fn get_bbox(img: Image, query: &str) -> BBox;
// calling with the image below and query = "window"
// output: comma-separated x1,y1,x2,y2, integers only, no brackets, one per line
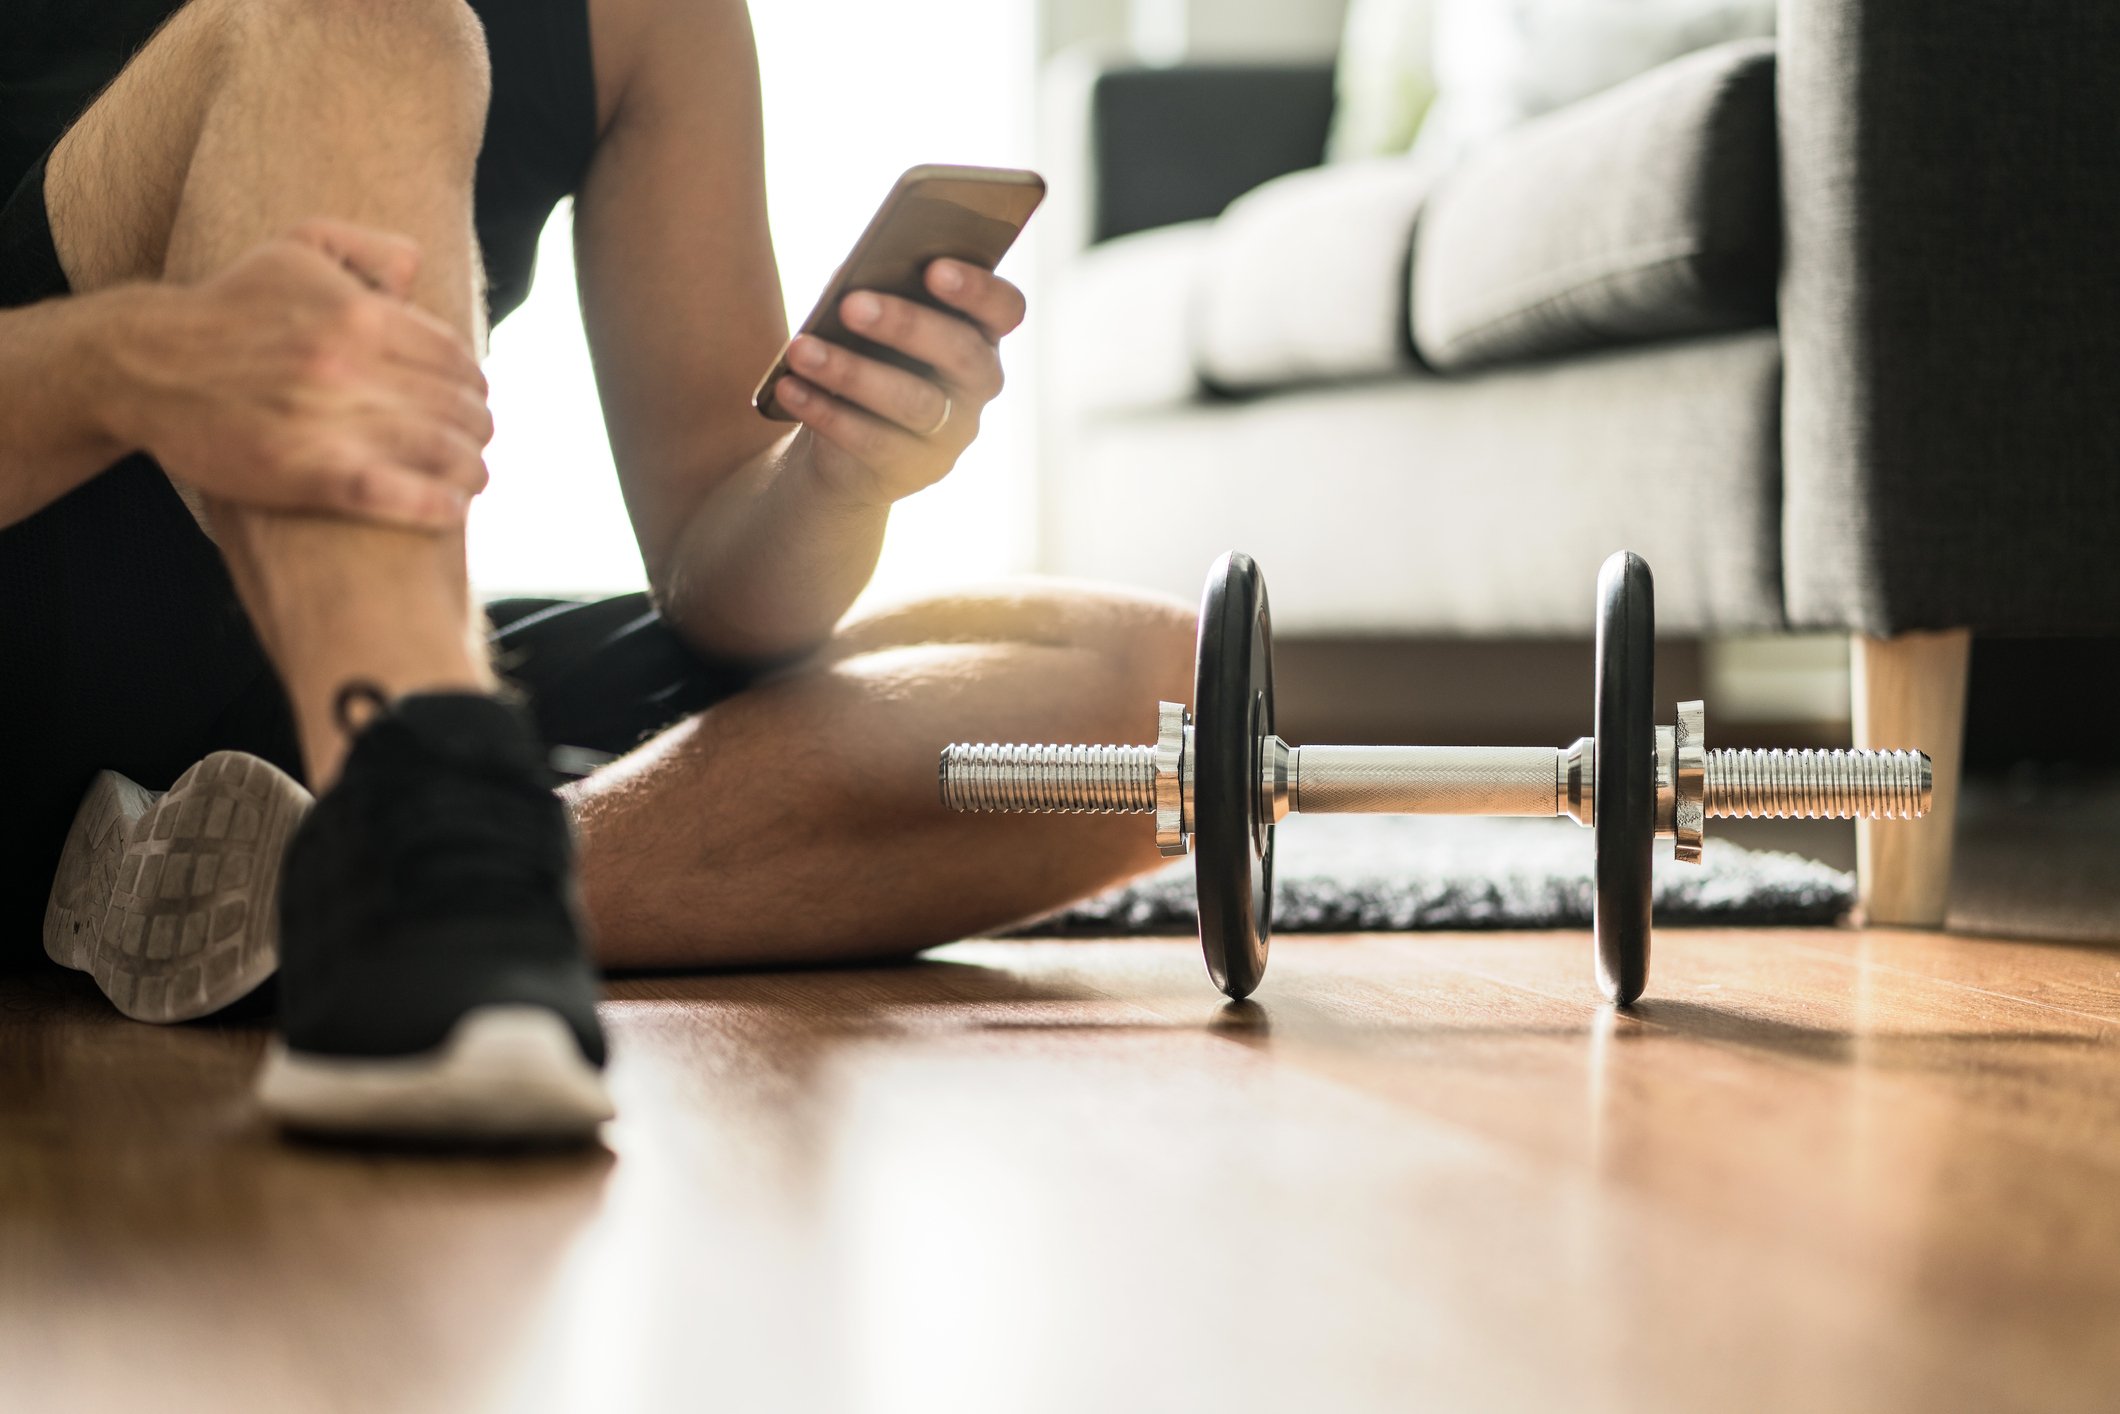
471,1,1039,608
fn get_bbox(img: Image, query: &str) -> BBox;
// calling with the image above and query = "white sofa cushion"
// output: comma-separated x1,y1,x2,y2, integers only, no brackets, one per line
1191,156,1440,394
1043,330,1783,636
1048,220,1213,418
1413,39,1779,371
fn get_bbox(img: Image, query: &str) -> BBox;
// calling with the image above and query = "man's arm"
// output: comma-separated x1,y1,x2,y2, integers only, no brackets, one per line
0,290,154,526
1,221,492,533
573,0,1024,663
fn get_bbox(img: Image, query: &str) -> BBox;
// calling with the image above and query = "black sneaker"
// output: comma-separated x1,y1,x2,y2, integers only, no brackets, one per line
45,751,312,1023
254,688,613,1143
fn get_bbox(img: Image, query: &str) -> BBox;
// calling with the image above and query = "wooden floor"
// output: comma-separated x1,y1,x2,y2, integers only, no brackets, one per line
5,918,2120,1413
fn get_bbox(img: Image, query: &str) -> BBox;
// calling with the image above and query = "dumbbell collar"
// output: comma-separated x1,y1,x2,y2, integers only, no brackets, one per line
1154,702,1189,857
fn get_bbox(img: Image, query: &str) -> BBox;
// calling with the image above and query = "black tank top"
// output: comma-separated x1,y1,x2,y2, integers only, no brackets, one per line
0,0,598,323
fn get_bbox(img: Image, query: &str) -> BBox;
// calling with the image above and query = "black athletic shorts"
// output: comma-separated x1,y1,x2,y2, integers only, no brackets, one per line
0,153,763,971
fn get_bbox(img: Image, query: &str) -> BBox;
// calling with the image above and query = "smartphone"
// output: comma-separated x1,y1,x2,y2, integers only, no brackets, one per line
753,163,1046,420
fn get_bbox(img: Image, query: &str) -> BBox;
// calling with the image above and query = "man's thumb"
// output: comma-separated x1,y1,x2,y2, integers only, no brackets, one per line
288,217,422,300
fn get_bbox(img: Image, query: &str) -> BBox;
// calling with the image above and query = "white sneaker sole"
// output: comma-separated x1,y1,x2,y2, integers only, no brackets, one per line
43,751,312,1023
256,1005,615,1143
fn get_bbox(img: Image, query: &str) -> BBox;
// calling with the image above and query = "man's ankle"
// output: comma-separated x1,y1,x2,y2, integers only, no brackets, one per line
296,669,498,786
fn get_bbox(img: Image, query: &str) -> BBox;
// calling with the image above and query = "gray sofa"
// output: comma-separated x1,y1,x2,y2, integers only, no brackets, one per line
1035,0,2120,924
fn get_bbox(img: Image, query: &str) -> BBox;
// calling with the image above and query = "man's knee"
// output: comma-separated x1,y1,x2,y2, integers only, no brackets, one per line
1055,591,1195,745
819,582,1193,739
1120,594,1197,710
1004,592,1191,762
227,0,493,144
166,0,492,120
50,0,492,289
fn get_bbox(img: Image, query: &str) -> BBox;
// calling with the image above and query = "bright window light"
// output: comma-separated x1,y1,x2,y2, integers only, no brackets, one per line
471,1,1039,606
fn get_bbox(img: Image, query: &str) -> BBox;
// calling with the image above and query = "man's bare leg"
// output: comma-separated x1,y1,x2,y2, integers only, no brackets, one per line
42,0,609,1139
42,0,1193,985
46,0,494,783
569,583,1197,970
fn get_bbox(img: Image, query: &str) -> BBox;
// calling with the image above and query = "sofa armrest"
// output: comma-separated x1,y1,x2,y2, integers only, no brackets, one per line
1779,0,2120,634
1044,55,1337,250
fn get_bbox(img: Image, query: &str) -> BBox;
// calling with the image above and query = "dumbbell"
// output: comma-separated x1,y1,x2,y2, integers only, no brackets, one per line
938,550,1933,1005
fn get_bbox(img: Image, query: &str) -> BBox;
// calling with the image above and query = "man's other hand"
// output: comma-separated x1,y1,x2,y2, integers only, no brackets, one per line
110,218,492,530
771,258,1025,507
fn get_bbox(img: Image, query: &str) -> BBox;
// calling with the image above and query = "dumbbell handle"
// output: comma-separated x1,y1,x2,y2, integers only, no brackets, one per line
1287,745,1567,816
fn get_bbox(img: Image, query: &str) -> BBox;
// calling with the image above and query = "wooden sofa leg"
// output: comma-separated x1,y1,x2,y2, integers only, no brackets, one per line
1851,629,1971,929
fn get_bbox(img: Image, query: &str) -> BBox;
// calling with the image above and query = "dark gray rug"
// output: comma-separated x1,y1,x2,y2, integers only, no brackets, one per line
1014,815,1853,936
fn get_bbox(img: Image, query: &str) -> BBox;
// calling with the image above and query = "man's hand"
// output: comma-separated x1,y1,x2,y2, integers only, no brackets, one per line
771,258,1026,506
108,218,492,529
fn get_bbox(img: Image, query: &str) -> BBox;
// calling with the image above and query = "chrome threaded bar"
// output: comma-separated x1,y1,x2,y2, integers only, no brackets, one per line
1704,748,1931,820
939,743,1159,813
938,734,1934,825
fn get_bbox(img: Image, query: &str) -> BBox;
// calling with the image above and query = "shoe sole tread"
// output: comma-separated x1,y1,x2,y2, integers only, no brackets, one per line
43,751,311,1023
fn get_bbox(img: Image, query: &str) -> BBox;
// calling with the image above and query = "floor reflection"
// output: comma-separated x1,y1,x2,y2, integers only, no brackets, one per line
0,970,613,1413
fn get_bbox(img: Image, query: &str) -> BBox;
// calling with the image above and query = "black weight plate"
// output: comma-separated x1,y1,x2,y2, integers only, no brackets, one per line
1593,550,1655,1006
1194,551,1274,999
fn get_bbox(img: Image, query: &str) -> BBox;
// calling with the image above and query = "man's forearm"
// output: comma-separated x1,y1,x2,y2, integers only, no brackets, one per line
656,429,892,662
0,288,151,528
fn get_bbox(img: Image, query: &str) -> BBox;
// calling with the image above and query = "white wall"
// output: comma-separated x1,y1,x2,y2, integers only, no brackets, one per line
1039,0,1348,59
1040,0,1129,56
473,1,1039,604
1129,0,1348,60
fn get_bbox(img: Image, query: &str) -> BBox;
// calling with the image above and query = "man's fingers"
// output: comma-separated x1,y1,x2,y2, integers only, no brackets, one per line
787,335,953,439
925,260,1027,341
364,415,491,494
381,300,487,395
312,460,471,530
839,291,1003,400
385,365,496,447
776,377,929,473
288,217,422,299
288,218,486,398
283,219,485,398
